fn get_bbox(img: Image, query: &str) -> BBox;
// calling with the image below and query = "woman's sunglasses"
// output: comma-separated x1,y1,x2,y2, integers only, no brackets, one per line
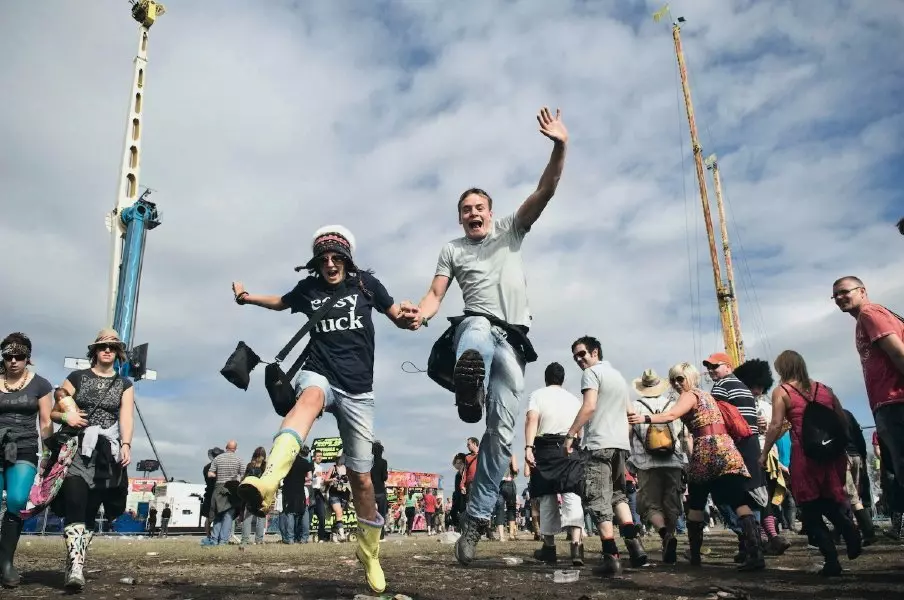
1,354,26,362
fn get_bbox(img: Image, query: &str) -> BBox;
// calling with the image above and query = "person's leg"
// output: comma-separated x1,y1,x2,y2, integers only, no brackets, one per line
239,372,330,515
0,461,35,587
241,508,253,544
684,482,709,567
299,507,310,543
255,514,266,543
280,511,294,543
456,332,524,565
610,452,647,567
452,316,498,423
721,477,764,572
218,509,235,545
560,492,586,566
536,494,561,563
335,393,385,593
801,500,842,576
60,477,91,591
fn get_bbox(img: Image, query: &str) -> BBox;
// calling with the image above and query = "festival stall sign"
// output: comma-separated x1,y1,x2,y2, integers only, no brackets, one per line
130,477,166,493
311,437,343,462
386,470,440,489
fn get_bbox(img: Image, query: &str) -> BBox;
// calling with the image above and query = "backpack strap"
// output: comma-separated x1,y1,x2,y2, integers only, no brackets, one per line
635,398,656,414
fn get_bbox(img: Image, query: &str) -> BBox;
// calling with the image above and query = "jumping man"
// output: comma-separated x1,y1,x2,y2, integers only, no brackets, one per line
231,226,418,593
412,107,569,565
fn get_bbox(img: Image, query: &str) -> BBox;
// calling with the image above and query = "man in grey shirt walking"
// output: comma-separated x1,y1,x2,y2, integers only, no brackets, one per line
203,440,244,546
413,107,569,566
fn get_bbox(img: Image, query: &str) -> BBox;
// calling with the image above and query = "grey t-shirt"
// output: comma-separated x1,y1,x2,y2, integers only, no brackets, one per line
580,361,631,451
434,213,532,328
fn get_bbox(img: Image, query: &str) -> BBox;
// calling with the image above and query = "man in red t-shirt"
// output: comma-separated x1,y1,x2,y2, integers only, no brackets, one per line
834,276,904,522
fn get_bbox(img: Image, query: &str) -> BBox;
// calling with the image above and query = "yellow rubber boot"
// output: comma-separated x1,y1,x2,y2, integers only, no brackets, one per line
355,515,386,594
237,430,300,517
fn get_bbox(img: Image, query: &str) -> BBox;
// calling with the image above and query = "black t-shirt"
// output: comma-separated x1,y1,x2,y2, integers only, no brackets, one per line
371,457,388,494
281,272,394,395
0,374,53,453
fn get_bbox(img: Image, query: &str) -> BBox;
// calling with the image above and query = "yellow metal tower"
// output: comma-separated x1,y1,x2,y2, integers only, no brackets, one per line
105,1,166,324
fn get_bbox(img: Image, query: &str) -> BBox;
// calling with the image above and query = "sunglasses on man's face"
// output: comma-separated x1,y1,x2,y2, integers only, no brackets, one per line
1,354,26,362
95,345,119,353
572,350,587,362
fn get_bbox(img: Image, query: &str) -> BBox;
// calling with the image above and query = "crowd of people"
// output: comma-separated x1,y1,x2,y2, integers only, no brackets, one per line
0,104,901,595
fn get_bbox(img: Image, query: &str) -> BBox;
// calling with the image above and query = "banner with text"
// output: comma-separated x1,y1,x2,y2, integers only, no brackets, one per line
311,437,343,462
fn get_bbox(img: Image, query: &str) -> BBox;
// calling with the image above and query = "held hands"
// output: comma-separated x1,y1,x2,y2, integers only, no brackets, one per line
537,107,568,145
398,301,423,330
120,444,131,467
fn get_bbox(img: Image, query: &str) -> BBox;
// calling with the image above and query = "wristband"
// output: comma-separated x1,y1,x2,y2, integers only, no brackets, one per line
525,445,535,450
61,412,68,424
235,291,249,305
565,433,575,440
645,414,652,424
122,442,132,448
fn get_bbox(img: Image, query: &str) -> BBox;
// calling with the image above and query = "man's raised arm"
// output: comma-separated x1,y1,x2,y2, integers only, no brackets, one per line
515,107,569,232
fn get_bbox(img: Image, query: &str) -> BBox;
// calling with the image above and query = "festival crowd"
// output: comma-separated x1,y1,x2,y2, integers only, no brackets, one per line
0,107,901,595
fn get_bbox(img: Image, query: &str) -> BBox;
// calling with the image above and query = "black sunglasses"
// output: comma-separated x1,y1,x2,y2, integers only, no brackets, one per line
572,349,587,361
1,354,26,362
671,375,686,385
95,344,119,353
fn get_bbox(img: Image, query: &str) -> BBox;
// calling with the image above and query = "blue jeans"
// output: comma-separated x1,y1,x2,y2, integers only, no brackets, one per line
279,506,310,543
211,509,235,544
455,316,525,522
241,508,266,544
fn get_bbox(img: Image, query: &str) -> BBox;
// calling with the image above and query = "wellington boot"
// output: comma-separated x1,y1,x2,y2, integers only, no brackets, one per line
738,515,766,571
238,431,300,517
687,521,705,566
355,518,386,594
0,514,24,587
63,523,88,591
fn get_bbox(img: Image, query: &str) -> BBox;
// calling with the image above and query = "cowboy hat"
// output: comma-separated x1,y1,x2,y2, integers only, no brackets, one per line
633,368,670,398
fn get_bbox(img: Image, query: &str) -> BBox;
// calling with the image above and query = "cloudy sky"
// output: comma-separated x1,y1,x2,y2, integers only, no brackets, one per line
2,1,902,491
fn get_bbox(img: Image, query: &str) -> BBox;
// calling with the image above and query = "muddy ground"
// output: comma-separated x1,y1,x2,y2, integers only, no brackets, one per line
4,529,903,599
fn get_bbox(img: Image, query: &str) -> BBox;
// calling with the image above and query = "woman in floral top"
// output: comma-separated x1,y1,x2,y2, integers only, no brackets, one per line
629,362,764,570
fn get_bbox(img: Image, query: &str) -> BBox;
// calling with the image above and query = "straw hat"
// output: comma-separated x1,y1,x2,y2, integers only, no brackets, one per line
88,328,125,349
633,369,670,398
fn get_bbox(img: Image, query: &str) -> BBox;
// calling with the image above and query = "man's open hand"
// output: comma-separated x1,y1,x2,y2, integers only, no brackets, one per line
537,107,568,145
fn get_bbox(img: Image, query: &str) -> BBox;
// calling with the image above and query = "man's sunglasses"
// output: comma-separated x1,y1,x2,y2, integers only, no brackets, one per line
1,354,26,362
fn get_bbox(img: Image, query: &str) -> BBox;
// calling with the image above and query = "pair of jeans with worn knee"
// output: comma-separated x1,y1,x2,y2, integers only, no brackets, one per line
0,461,37,515
454,316,525,521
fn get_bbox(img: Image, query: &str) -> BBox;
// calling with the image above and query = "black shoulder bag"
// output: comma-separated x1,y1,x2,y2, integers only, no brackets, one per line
220,283,349,417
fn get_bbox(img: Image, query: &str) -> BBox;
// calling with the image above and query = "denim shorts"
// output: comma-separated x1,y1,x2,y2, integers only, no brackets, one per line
293,370,375,473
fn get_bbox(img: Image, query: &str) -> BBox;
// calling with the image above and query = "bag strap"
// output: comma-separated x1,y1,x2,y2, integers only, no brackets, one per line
276,283,349,379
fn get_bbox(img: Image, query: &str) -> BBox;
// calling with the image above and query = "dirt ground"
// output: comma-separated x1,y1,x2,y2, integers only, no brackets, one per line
5,529,903,599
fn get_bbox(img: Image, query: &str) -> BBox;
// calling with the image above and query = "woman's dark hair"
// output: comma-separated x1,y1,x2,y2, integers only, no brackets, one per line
0,332,33,374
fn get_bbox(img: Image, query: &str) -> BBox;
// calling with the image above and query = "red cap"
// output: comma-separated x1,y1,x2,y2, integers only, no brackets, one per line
703,352,734,368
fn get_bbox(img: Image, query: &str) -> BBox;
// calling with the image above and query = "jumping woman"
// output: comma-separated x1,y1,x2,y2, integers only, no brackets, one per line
231,225,418,594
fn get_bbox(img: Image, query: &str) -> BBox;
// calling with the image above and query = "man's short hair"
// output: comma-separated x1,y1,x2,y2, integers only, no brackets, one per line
457,188,493,213
832,275,864,289
544,362,565,386
572,335,602,359
467,436,480,447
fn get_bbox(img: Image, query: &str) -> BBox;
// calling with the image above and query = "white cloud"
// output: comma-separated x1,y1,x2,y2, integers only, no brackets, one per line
1,1,901,491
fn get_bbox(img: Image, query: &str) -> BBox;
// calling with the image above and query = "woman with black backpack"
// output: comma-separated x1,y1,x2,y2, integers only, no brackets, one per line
760,350,861,576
